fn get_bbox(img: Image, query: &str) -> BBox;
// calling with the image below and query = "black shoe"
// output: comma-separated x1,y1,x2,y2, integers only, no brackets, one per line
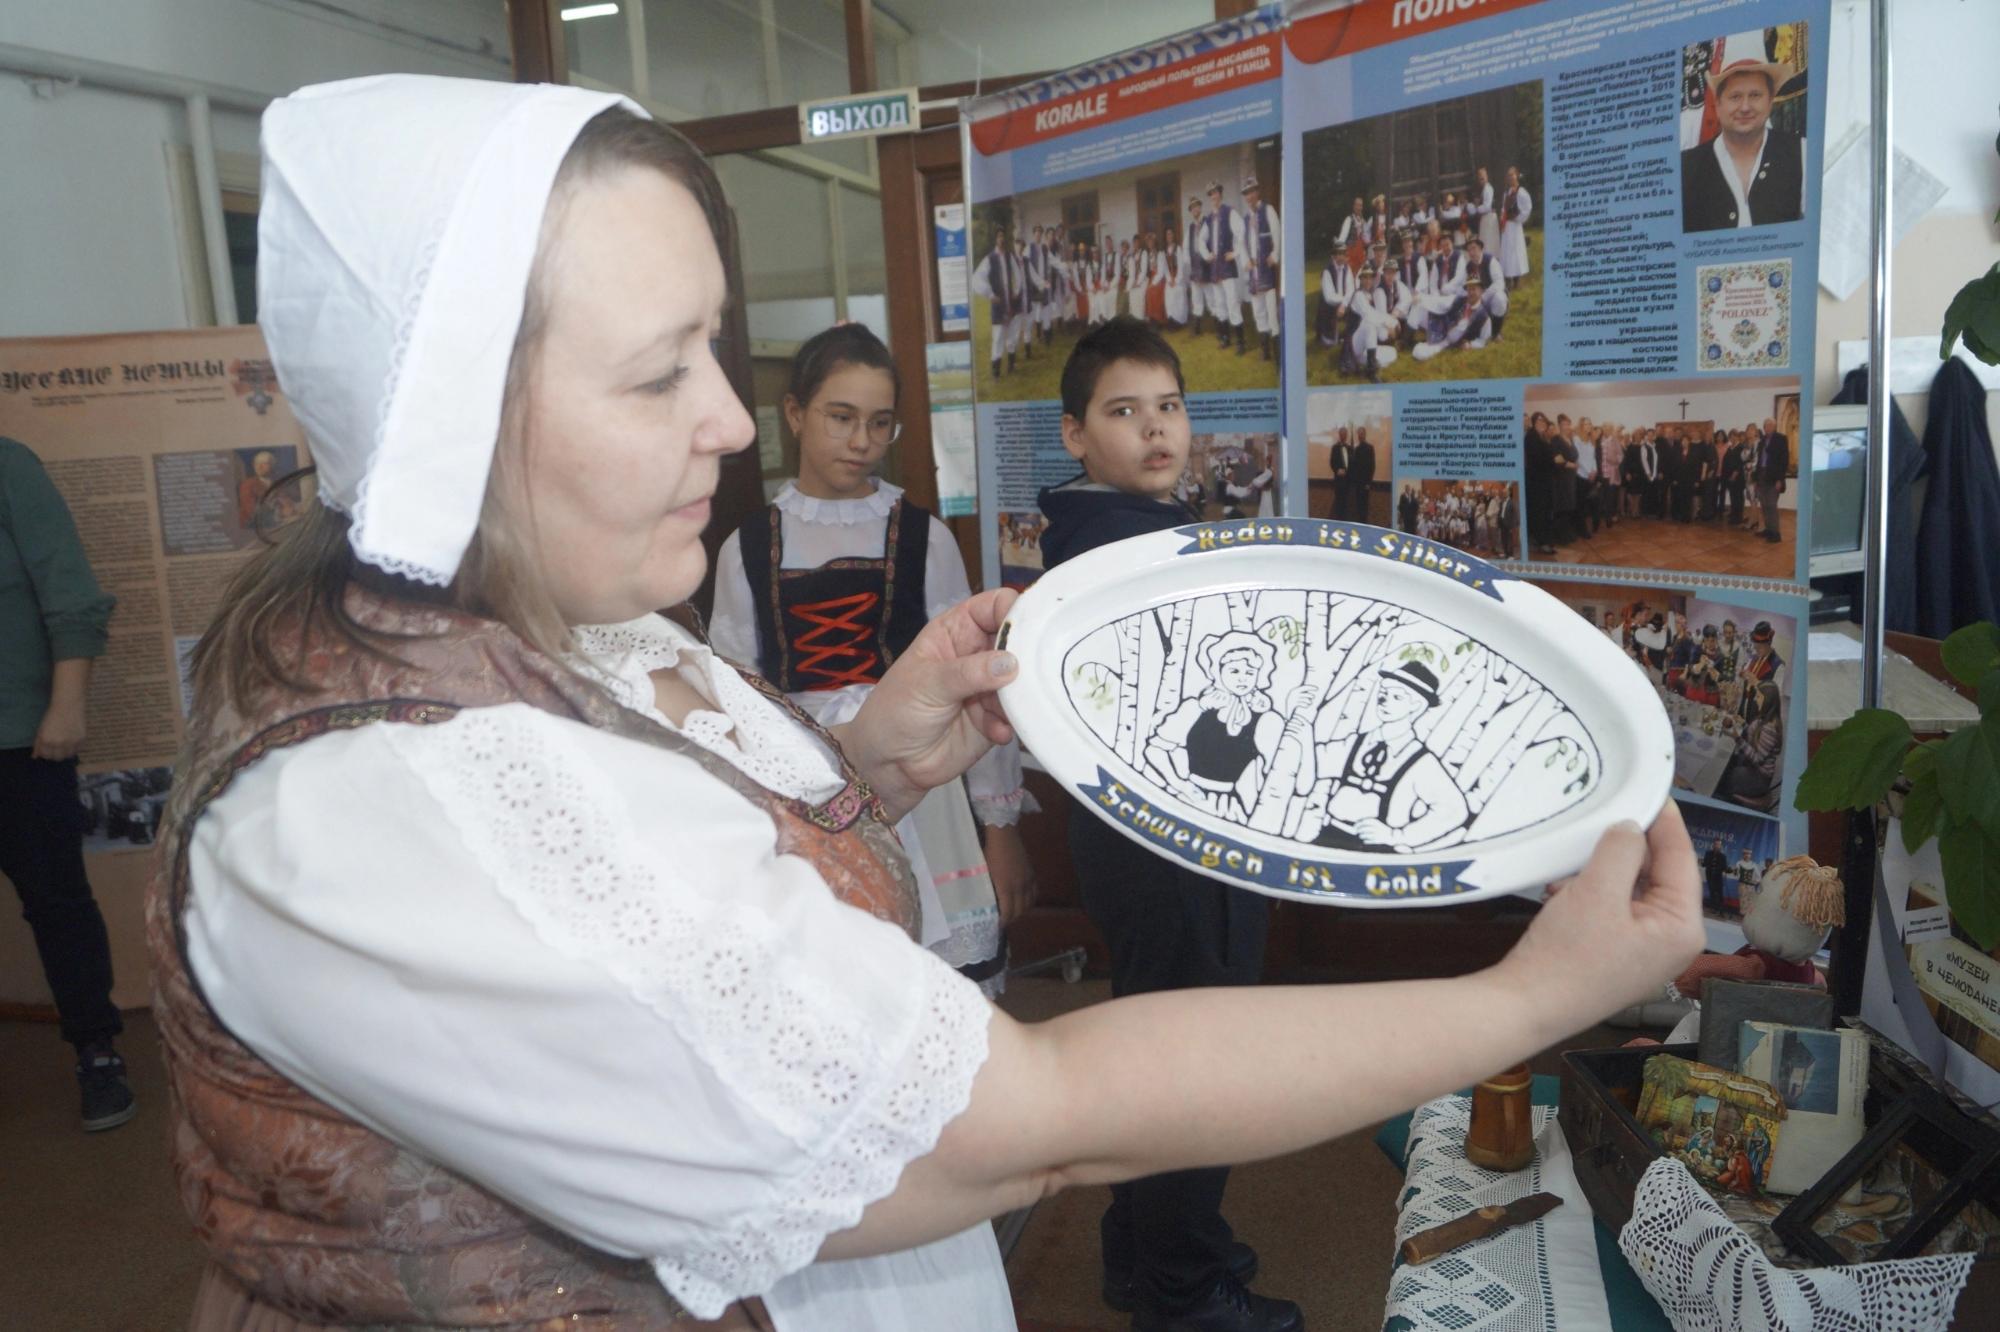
1763,530,1782,542
1366,350,1381,384
1105,1242,1259,1314
1236,326,1247,356
1132,1273,1303,1332
77,1044,136,1132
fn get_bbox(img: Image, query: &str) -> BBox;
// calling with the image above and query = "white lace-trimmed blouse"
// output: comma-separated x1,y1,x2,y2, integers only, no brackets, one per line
182,612,1013,1330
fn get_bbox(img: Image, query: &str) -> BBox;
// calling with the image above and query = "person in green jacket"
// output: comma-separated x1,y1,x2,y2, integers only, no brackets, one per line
0,436,131,1131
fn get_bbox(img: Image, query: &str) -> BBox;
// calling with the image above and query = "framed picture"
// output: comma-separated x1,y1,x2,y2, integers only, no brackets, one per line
1773,1083,2000,1267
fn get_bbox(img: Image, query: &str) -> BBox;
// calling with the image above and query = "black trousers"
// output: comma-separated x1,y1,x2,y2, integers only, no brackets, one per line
1070,808,1270,1309
0,750,121,1049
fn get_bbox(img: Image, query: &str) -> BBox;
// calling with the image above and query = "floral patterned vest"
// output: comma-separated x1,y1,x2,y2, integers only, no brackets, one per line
146,586,918,1328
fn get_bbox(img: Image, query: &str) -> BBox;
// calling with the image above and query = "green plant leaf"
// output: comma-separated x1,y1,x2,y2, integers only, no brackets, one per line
1937,820,2000,952
1936,725,2000,829
1940,622,2000,688
1904,738,1944,781
1794,708,1915,811
1902,769,1944,852
1941,263,2000,367
1983,667,2000,720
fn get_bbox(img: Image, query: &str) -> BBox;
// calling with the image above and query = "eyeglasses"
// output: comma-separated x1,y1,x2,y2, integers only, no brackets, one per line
813,404,902,446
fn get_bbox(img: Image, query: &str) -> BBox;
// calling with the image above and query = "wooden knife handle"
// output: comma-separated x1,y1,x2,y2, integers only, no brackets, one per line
1399,1195,1559,1265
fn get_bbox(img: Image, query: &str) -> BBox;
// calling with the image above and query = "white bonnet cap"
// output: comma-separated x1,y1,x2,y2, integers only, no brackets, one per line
258,75,644,585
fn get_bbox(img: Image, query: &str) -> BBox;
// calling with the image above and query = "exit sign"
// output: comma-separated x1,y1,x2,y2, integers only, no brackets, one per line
798,88,919,144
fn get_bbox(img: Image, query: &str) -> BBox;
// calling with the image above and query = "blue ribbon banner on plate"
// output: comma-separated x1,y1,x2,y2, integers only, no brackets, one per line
1076,766,1476,901
1171,519,1512,603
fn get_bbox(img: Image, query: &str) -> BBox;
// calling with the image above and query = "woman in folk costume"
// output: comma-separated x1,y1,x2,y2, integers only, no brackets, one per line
1335,195,1368,271
1163,224,1190,328
1367,193,1391,250
1500,164,1534,279
1472,166,1502,255
713,324,1035,998
1143,233,1169,326
158,73,1706,1332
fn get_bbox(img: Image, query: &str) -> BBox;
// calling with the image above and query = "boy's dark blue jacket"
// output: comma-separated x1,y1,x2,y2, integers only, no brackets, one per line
1037,474,1199,569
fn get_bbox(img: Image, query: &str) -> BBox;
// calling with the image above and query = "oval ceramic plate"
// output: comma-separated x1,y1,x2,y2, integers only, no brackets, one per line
997,518,1673,907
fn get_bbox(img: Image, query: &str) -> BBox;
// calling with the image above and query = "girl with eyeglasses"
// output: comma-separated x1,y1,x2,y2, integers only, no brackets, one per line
713,324,1037,1000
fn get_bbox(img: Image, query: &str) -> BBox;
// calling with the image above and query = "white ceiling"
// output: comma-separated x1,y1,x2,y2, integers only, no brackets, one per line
871,0,1214,86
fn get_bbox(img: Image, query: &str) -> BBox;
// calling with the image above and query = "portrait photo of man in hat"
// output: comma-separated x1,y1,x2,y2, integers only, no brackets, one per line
1680,26,1808,233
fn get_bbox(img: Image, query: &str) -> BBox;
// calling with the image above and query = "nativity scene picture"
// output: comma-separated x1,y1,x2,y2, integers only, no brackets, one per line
1059,587,1602,855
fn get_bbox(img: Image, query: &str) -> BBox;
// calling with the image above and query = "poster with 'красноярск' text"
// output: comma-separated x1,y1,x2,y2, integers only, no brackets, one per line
1282,0,1826,927
965,6,1289,592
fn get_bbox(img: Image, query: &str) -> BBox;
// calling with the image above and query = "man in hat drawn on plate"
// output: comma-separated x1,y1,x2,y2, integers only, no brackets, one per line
1297,657,1471,853
1681,30,1806,232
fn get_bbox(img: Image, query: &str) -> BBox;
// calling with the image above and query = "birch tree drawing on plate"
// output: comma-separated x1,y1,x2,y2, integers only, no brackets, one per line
1061,588,1602,853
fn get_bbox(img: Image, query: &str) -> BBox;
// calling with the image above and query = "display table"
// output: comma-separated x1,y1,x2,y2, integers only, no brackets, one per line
1375,1075,1670,1331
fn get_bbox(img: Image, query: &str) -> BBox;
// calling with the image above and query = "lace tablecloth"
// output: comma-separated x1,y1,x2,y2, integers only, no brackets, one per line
1387,1096,1611,1332
1618,1158,1974,1332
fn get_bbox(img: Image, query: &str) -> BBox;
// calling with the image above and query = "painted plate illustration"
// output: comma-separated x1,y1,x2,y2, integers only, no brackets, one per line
996,519,1673,906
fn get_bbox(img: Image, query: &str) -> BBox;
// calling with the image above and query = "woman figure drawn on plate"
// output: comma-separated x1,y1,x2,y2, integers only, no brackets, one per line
1144,631,1287,821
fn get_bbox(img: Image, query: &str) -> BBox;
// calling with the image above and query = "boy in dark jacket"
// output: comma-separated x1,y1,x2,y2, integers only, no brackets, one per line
1036,318,1301,1332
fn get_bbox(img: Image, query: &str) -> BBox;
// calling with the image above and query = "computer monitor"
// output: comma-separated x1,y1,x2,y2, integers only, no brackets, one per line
1807,404,1868,577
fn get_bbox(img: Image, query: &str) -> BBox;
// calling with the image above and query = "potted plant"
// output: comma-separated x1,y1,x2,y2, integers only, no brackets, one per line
1795,621,2000,950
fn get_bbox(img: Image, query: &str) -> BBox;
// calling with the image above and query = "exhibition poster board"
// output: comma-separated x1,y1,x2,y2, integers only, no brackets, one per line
0,327,309,1010
964,6,1288,590
1282,0,1829,930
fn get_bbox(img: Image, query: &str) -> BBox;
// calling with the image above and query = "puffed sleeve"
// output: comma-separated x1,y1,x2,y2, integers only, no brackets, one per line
919,517,1037,827
707,528,761,670
183,703,993,1318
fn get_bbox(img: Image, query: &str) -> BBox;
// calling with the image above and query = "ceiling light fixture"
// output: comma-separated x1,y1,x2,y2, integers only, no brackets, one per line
560,3,620,20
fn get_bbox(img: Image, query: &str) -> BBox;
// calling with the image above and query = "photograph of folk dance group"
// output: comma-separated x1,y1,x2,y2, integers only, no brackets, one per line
1545,580,1795,815
970,138,1282,403
1178,432,1279,521
1305,389,1390,525
1395,479,1520,562
1301,80,1543,385
1676,798,1783,922
1521,377,1801,579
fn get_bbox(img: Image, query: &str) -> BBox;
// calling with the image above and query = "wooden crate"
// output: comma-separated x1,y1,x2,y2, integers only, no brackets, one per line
1560,1030,2000,1302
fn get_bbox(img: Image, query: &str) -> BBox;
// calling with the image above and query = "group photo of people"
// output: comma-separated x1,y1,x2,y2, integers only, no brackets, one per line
1680,23,1810,233
1396,478,1519,561
1305,388,1391,525
970,139,1282,402
1551,581,1796,816
997,507,1049,585
1676,797,1783,923
1301,81,1544,386
1521,377,1801,579
1178,432,1279,520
